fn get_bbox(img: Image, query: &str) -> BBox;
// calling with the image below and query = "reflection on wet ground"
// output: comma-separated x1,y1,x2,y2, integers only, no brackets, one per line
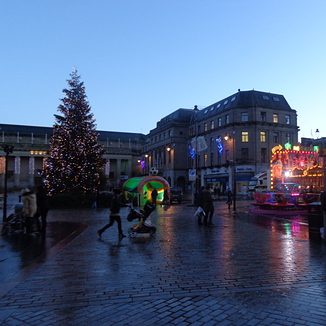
242,209,310,240
0,222,84,285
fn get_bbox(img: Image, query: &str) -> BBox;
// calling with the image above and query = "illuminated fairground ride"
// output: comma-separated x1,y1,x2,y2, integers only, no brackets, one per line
250,146,324,215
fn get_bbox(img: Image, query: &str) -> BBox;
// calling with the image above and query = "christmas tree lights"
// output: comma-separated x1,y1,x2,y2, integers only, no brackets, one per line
44,69,106,195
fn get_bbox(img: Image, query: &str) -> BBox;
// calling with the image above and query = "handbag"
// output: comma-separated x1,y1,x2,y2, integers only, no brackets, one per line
194,206,205,218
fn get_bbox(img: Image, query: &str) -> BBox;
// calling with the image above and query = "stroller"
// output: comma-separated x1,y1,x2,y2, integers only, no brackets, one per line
127,201,156,237
6,196,24,233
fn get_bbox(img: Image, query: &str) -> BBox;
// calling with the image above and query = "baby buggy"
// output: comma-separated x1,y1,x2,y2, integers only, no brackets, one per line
6,199,24,233
127,201,156,237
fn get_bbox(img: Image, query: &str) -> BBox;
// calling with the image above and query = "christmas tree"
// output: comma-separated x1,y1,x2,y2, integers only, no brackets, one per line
44,69,106,195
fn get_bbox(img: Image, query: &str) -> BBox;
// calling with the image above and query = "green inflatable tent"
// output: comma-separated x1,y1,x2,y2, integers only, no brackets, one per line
123,176,170,206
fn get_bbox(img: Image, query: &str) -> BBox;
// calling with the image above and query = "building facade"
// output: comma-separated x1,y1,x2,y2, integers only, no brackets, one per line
0,124,146,191
1,90,299,196
144,90,299,195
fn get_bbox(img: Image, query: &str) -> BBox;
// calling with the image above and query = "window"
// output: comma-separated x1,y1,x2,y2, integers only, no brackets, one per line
225,114,230,124
286,133,291,143
273,97,280,102
261,148,267,163
273,114,279,123
188,128,194,137
224,100,228,105
242,131,249,142
285,115,290,124
168,130,171,136
262,95,269,100
241,148,249,160
210,152,214,166
241,112,248,122
218,117,222,126
211,120,215,129
204,154,208,167
204,123,208,132
260,131,266,142
197,125,201,134
261,112,266,122
231,96,236,101
273,132,279,143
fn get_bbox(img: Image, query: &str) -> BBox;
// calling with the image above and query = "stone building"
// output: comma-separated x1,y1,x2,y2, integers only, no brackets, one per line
0,124,146,191
144,90,299,195
1,89,299,196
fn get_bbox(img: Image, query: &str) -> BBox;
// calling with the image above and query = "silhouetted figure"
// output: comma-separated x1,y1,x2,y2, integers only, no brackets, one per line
34,186,50,233
98,189,126,239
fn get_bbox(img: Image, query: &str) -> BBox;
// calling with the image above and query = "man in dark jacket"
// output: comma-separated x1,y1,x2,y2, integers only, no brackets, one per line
203,186,214,225
35,185,49,233
98,189,126,239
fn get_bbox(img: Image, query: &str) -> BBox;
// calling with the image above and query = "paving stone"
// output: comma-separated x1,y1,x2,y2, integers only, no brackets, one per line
0,201,326,325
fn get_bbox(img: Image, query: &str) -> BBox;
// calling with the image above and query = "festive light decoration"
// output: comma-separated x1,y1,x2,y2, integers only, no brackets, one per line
28,157,34,175
188,146,196,159
44,69,106,195
14,157,21,174
105,161,110,175
0,157,5,174
215,137,223,154
284,142,292,150
270,149,323,190
139,159,146,169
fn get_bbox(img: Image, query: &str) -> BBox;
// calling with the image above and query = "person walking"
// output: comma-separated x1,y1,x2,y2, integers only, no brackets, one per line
226,189,233,210
34,185,50,233
196,186,205,225
161,189,170,206
202,186,214,225
151,188,158,206
21,188,38,233
98,188,127,239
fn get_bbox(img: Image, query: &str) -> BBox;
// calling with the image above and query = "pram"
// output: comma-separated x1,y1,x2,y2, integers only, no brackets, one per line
6,196,24,233
127,201,156,237
6,195,39,234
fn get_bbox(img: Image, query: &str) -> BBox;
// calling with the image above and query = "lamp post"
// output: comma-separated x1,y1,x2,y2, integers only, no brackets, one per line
224,133,236,211
144,154,149,175
2,145,14,235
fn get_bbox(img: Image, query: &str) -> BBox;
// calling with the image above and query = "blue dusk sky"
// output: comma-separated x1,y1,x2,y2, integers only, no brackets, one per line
1,0,325,139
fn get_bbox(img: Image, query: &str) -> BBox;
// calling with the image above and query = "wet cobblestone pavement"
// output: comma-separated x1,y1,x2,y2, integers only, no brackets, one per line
0,199,326,325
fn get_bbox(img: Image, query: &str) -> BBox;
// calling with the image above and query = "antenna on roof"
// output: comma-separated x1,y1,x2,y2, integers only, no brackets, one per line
193,105,199,112
238,89,240,92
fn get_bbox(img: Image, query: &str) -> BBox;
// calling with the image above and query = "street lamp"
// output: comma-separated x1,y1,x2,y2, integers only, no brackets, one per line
144,154,149,175
2,144,14,235
224,133,236,211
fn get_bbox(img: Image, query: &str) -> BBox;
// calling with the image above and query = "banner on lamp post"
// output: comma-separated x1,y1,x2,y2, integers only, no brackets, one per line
191,136,207,152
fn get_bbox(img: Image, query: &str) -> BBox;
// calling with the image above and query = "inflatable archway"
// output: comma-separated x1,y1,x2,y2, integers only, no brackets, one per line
123,176,170,206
